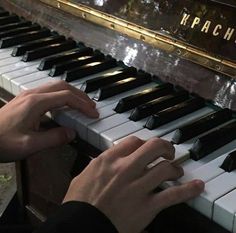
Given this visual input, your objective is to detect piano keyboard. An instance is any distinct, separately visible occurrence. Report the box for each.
[0,9,236,232]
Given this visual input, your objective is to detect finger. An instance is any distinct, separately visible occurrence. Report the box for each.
[33,91,99,118]
[128,137,175,170]
[29,80,96,107]
[101,136,145,160]
[153,180,205,211]
[27,127,76,154]
[137,161,184,192]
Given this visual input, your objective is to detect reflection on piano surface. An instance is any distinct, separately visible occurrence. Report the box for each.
[0,0,235,232]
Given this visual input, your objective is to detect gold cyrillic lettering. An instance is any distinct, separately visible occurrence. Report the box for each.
[180,13,190,26]
[213,24,222,36]
[224,28,235,40]
[191,17,200,28]
[201,21,211,33]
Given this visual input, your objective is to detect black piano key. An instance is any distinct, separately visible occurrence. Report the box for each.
[0,24,40,39]
[49,53,104,76]
[0,28,51,48]
[63,58,117,82]
[38,47,93,70]
[93,73,151,101]
[190,121,236,161]
[12,35,65,57]
[0,15,19,25]
[0,11,9,18]
[80,67,137,93]
[114,83,173,113]
[145,98,205,130]
[0,20,31,32]
[220,150,236,172]
[129,91,189,121]
[22,39,77,62]
[172,109,232,144]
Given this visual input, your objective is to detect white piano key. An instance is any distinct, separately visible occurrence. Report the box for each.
[21,77,52,91]
[159,116,234,167]
[190,163,236,219]
[0,57,22,68]
[11,71,49,95]
[87,112,131,148]
[53,103,117,140]
[100,118,147,150]
[213,189,236,232]
[161,151,225,195]
[3,70,49,92]
[0,50,14,60]
[56,83,159,143]
[1,64,38,91]
[178,151,229,183]
[162,124,235,176]
[115,119,236,188]
[181,139,236,172]
[0,48,12,55]
[114,107,213,145]
[0,61,38,79]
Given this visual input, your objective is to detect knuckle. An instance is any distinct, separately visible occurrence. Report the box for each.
[19,90,32,97]
[62,89,73,96]
[126,136,143,146]
[20,93,38,107]
[98,154,127,175]
[97,153,111,166]
[19,135,32,153]
[54,80,69,89]
[116,158,128,172]
[51,80,69,88]
[99,149,113,161]
[160,139,175,154]
[147,137,161,147]
[113,161,129,176]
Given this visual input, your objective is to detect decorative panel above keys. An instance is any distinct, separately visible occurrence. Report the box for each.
[1,0,236,112]
[71,0,236,63]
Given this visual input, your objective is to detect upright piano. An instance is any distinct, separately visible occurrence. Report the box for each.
[0,0,235,232]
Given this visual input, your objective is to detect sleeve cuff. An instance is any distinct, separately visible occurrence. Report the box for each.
[34,201,118,233]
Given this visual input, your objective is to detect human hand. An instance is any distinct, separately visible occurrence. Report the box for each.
[0,80,98,162]
[63,136,204,233]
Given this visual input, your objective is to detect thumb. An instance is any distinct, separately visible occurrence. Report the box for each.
[29,127,76,153]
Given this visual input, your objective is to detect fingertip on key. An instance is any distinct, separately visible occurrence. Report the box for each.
[191,179,205,193]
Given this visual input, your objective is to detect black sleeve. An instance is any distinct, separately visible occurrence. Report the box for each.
[33,201,118,233]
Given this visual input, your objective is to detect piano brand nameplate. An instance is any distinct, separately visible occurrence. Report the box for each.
[40,0,236,78]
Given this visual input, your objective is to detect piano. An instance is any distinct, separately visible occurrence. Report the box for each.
[0,0,235,232]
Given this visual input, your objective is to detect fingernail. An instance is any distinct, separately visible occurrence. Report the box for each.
[65,128,76,141]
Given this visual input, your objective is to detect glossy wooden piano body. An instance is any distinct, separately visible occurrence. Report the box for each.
[0,1,235,232]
